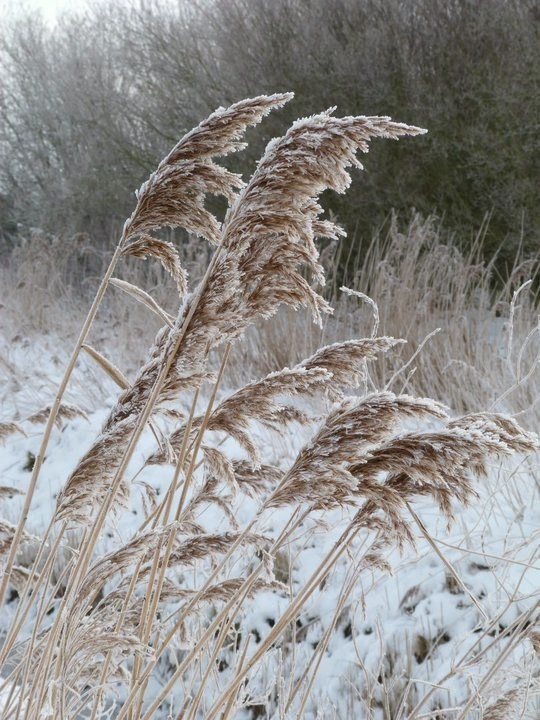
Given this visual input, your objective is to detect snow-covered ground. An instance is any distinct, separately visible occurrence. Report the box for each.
[1,334,539,719]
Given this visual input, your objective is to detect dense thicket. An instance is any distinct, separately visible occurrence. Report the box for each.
[0,0,539,266]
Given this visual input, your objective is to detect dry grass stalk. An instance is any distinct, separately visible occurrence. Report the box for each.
[123,94,293,243]
[299,336,403,395]
[164,531,267,569]
[347,413,537,551]
[81,344,131,390]
[52,96,299,523]
[231,460,283,498]
[1,99,296,610]
[133,395,537,720]
[0,94,295,633]
[55,620,149,716]
[73,523,182,610]
[109,277,175,327]
[197,408,538,720]
[54,107,424,528]
[113,533,270,607]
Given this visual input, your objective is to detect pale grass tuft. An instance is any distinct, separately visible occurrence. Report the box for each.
[300,336,404,395]
[5,565,37,592]
[232,460,284,498]
[53,619,149,715]
[26,402,88,428]
[123,93,293,243]
[0,422,25,442]
[448,411,538,453]
[148,336,400,466]
[121,233,188,295]
[163,531,268,572]
[268,392,448,510]
[0,521,37,558]
[483,686,527,720]
[54,420,132,524]
[74,523,182,609]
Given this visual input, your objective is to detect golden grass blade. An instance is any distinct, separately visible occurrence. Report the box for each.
[81,344,130,390]
[110,277,175,327]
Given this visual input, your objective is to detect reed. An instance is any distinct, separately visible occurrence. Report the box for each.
[0,94,537,720]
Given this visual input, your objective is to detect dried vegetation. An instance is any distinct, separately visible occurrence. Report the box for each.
[0,94,538,719]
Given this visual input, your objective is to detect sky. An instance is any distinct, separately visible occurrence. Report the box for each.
[0,0,91,24]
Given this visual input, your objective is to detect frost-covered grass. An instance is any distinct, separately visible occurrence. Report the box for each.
[0,342,538,719]
[0,95,539,719]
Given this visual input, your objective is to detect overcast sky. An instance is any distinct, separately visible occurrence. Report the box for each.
[0,0,91,24]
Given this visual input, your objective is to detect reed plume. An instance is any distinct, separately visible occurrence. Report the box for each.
[0,423,25,442]
[55,105,425,526]
[54,94,293,524]
[147,336,403,468]
[268,392,448,510]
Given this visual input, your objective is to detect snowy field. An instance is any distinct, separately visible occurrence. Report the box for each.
[1,329,538,719]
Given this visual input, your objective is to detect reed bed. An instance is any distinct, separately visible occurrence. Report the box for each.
[0,94,538,719]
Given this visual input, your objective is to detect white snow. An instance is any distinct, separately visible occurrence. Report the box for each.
[0,335,538,719]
